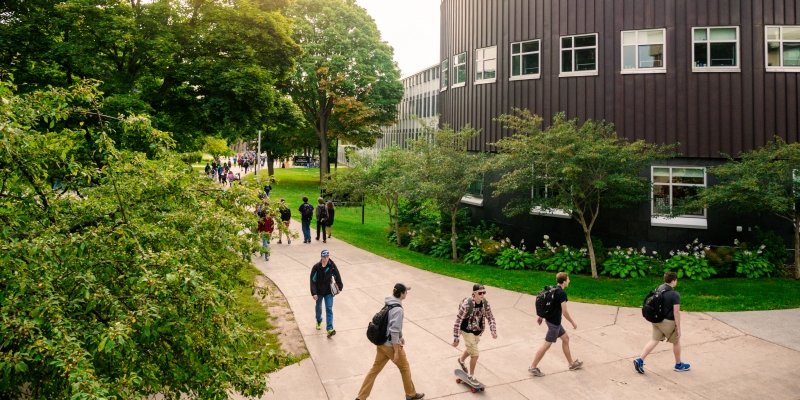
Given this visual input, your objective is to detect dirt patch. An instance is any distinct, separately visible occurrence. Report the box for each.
[254,274,307,357]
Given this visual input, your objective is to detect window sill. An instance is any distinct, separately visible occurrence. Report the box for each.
[766,67,800,72]
[461,195,483,207]
[440,86,448,92]
[510,74,541,81]
[452,82,466,88]
[474,79,496,85]
[559,70,599,78]
[621,69,667,75]
[650,216,707,229]
[530,206,571,219]
[692,67,740,73]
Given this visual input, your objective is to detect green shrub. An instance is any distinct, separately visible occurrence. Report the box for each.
[386,224,412,247]
[705,245,736,277]
[463,245,487,265]
[540,246,589,274]
[754,228,789,271]
[733,248,774,278]
[180,151,203,164]
[601,247,659,278]
[429,238,453,259]
[495,246,535,270]
[408,229,437,254]
[664,239,716,280]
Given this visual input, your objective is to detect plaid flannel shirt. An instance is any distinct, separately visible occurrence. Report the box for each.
[453,297,497,337]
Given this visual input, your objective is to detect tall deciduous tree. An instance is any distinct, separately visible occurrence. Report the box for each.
[685,138,800,279]
[414,126,486,260]
[0,79,283,399]
[284,0,403,183]
[492,110,673,278]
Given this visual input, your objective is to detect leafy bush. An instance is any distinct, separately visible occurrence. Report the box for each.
[463,245,487,265]
[705,245,737,277]
[495,246,535,270]
[664,239,716,280]
[386,224,412,247]
[754,228,789,271]
[429,238,453,258]
[601,247,659,278]
[462,235,508,265]
[540,246,589,274]
[733,247,774,278]
[407,229,438,254]
[179,151,203,164]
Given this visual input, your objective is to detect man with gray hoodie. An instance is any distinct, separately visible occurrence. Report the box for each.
[355,283,424,400]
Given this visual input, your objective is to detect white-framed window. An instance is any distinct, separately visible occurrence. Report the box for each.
[461,178,484,206]
[453,52,467,87]
[651,166,707,229]
[692,26,740,72]
[766,26,800,71]
[621,29,667,74]
[530,165,570,218]
[440,59,449,91]
[510,39,541,80]
[560,33,598,77]
[474,46,497,84]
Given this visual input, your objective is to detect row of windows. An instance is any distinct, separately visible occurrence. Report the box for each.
[404,66,441,88]
[399,90,438,118]
[441,25,800,89]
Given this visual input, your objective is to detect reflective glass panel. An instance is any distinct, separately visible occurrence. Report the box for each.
[709,27,736,41]
[575,48,596,70]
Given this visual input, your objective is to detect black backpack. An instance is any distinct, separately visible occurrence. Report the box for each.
[535,286,559,319]
[642,285,672,323]
[300,203,314,219]
[366,303,402,345]
[279,207,291,221]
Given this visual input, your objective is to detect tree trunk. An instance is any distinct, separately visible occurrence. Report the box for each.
[795,216,800,279]
[451,206,459,261]
[315,125,330,183]
[266,151,274,177]
[583,229,598,278]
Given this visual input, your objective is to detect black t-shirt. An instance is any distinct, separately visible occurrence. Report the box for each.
[657,283,681,320]
[460,301,484,334]
[546,286,569,326]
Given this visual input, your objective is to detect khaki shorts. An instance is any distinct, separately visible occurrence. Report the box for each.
[652,319,679,344]
[460,331,481,357]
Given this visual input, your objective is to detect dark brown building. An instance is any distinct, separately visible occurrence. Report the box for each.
[439,0,800,250]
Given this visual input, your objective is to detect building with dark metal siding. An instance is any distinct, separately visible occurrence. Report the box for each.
[439,0,800,251]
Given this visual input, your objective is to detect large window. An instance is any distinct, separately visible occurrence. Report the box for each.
[474,46,497,84]
[511,39,540,80]
[621,29,666,74]
[530,165,570,218]
[767,26,800,71]
[693,26,739,71]
[651,166,707,229]
[560,33,598,77]
[461,178,484,206]
[440,59,449,90]
[453,52,467,87]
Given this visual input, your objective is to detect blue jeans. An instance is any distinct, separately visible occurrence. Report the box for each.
[315,293,334,331]
[301,219,312,242]
[261,236,270,257]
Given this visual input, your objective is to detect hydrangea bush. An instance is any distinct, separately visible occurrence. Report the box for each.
[664,239,716,280]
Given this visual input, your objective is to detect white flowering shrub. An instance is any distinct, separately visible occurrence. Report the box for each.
[535,236,589,274]
[664,239,717,280]
[733,242,775,278]
[601,246,660,278]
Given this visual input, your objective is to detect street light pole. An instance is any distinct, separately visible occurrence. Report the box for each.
[256,130,262,176]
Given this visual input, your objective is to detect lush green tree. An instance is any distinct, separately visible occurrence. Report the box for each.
[412,126,486,260]
[684,138,800,279]
[0,79,283,399]
[284,0,403,182]
[492,110,673,278]
[203,136,234,159]
[0,0,300,149]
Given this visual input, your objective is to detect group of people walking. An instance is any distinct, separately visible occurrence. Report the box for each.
[254,195,336,259]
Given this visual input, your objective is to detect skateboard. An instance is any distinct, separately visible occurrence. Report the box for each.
[454,369,485,393]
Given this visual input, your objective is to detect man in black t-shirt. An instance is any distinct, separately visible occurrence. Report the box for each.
[633,271,691,374]
[528,272,582,377]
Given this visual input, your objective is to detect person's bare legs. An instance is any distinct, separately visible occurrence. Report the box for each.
[560,333,574,365]
[639,339,660,361]
[530,341,552,368]
[672,342,682,364]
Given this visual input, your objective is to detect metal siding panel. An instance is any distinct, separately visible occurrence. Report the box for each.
[752,0,765,149]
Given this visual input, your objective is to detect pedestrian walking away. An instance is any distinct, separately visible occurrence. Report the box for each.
[528,272,582,376]
[299,196,314,243]
[452,284,497,384]
[256,206,274,261]
[315,197,329,242]
[356,283,424,400]
[326,200,335,239]
[634,271,691,374]
[310,249,343,337]
[277,198,292,244]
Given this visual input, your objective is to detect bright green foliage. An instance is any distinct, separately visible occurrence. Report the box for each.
[601,247,660,278]
[462,246,487,265]
[686,138,800,279]
[285,0,403,181]
[203,136,234,159]
[664,240,716,280]
[733,246,775,279]
[539,247,589,275]
[495,247,536,270]
[0,80,279,398]
[492,110,674,277]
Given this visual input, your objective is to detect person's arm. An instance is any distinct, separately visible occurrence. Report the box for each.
[332,262,343,290]
[309,266,318,300]
[452,300,467,346]
[485,301,498,339]
[562,302,577,329]
[673,304,681,338]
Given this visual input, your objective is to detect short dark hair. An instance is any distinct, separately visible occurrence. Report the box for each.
[393,283,409,298]
[302,196,308,203]
[556,272,568,284]
[664,271,678,283]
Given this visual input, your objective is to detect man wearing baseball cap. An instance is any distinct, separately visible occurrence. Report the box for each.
[355,283,424,400]
[310,249,343,338]
[452,284,497,384]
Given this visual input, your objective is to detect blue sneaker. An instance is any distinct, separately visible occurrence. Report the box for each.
[674,362,691,372]
[633,358,644,374]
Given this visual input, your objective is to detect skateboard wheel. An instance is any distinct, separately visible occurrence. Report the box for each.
[470,387,477,393]
[456,379,462,384]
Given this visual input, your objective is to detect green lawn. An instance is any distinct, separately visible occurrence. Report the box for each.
[260,167,800,312]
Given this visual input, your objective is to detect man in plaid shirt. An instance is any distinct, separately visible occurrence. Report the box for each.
[451,284,497,383]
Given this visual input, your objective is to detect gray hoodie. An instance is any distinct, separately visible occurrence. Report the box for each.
[383,296,404,346]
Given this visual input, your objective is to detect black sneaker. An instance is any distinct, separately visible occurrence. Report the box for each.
[405,394,424,400]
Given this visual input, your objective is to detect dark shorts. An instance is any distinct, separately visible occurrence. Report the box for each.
[545,321,566,343]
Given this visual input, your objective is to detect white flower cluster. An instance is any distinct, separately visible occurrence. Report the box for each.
[668,238,709,259]
[608,246,658,259]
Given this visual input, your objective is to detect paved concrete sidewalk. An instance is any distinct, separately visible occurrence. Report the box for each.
[240,220,800,400]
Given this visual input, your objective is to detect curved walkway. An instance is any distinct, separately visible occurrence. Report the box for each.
[238,220,800,400]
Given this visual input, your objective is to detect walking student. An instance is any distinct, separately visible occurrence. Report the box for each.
[298,196,314,243]
[528,272,582,376]
[356,283,424,400]
[277,198,292,244]
[310,249,342,338]
[256,206,274,261]
[452,284,497,383]
[315,197,329,242]
[634,271,691,373]
[325,200,335,239]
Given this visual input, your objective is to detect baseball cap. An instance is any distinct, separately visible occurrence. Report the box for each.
[472,284,485,292]
[321,249,330,257]
[394,283,411,293]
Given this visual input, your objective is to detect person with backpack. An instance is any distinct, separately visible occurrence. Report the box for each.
[634,271,690,374]
[315,197,329,243]
[451,284,497,384]
[528,272,582,376]
[310,249,342,338]
[356,283,424,400]
[277,198,292,245]
[298,196,314,243]
[256,206,274,261]
[325,200,335,239]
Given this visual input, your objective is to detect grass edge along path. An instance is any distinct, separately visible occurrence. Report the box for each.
[253,167,800,312]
